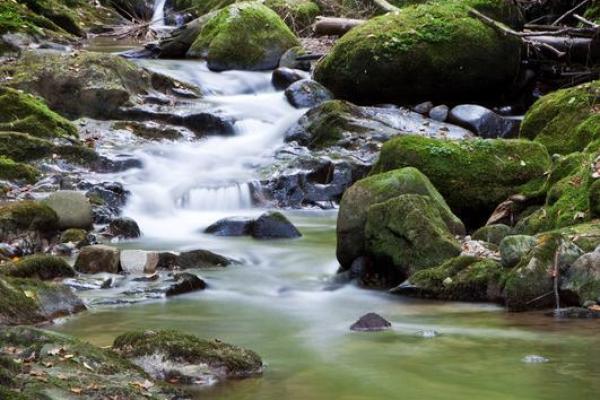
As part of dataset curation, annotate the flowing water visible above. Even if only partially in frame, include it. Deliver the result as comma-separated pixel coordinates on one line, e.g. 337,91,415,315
150,0,168,30
55,58,600,400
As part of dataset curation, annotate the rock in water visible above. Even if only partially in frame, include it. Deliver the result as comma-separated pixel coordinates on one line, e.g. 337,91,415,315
120,250,159,275
177,249,233,269
251,211,302,239
75,245,122,274
42,191,93,230
112,330,263,385
272,67,309,90
284,79,333,108
350,313,392,331
186,2,299,71
204,217,254,236
448,104,520,138
3,255,75,280
104,217,141,239
314,0,522,105
166,273,207,296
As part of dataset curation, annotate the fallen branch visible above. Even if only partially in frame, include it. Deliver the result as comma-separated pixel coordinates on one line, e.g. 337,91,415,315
573,13,600,28
552,0,591,26
370,0,400,13
313,16,365,36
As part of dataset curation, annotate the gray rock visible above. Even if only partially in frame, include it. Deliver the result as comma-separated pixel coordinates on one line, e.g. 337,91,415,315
499,235,537,268
448,104,520,138
204,217,254,236
166,272,207,296
251,212,301,239
279,46,311,71
472,224,512,245
75,245,121,274
285,79,333,108
120,250,159,275
272,67,309,90
177,249,233,269
428,105,449,122
561,247,600,306
104,217,141,239
350,313,392,332
42,191,93,229
412,101,433,115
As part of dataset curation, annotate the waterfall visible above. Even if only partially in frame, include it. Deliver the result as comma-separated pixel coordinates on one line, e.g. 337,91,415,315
150,0,167,29
178,183,253,211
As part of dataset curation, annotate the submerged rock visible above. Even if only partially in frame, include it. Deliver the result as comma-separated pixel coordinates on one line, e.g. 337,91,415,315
113,330,263,385
350,313,392,332
42,191,93,230
75,245,122,274
186,2,299,71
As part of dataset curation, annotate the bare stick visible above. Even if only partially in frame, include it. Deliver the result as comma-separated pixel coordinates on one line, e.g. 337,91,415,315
552,0,591,26
573,13,600,28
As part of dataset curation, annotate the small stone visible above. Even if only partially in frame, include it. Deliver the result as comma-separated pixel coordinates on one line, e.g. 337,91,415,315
428,105,449,122
285,79,333,109
412,101,433,115
251,211,302,239
166,273,207,296
74,245,121,274
350,312,392,332
103,217,141,239
271,67,309,90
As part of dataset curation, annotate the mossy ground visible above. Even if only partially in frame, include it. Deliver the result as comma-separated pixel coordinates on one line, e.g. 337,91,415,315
314,0,521,105
113,329,263,376
187,2,299,70
0,156,39,183
60,228,88,243
0,201,59,238
370,135,551,225
2,254,75,280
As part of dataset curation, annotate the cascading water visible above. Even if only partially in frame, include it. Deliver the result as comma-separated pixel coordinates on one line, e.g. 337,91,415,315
149,0,167,30
115,60,306,239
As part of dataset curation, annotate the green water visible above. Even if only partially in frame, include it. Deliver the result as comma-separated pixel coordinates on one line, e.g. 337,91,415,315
54,211,600,400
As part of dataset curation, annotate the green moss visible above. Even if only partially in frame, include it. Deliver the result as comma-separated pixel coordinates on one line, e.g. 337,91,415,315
337,167,464,267
0,1,65,36
0,131,54,162
410,256,505,301
0,201,59,237
0,156,39,183
113,329,262,375
171,0,236,15
3,254,75,280
0,277,44,325
364,194,461,282
314,0,521,105
264,0,320,32
187,2,300,70
521,80,600,155
370,135,551,223
0,87,78,140
471,224,512,245
60,228,88,243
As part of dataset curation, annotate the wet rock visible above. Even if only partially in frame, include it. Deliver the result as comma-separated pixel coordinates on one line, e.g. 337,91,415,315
74,245,121,274
284,79,333,108
472,224,512,245
112,120,184,140
251,212,301,239
412,101,434,115
177,249,233,269
113,330,263,385
42,191,93,230
337,167,464,270
165,272,207,296
120,250,159,275
550,307,600,319
429,105,449,122
0,327,181,399
205,217,254,236
349,313,391,332
272,67,309,90
103,217,141,239
279,46,311,71
561,246,600,306
85,181,131,224
2,254,75,280
499,235,537,268
448,104,520,139
59,228,88,245
0,201,59,254
157,252,178,270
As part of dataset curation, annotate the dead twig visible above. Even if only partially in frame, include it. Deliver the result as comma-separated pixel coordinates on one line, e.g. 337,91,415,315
552,0,591,26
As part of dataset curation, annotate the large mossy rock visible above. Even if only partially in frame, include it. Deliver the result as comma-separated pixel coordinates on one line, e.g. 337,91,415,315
113,330,263,383
262,0,320,32
0,156,38,183
186,2,300,70
0,277,84,325
75,245,122,274
0,51,194,119
520,80,600,155
337,167,464,268
401,256,505,302
2,254,75,280
0,327,182,399
42,191,93,230
0,201,59,251
561,246,600,306
364,194,462,284
313,0,522,105
503,233,584,311
371,135,551,224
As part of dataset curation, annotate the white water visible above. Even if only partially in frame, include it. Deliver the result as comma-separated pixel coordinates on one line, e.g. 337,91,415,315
117,60,306,239
149,0,167,29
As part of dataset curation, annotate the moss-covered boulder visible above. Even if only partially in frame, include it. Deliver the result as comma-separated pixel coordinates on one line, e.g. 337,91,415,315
337,167,464,268
499,234,537,268
0,277,84,324
0,51,198,118
0,201,59,252
503,233,584,311
2,254,74,280
0,87,77,139
400,256,505,302
60,227,88,243
263,0,320,32
364,194,462,284
0,327,183,399
313,0,522,105
471,224,512,245
75,245,121,274
187,2,300,70
0,156,38,183
0,131,54,161
42,191,93,230
561,246,600,306
520,80,600,155
113,330,263,384
371,135,552,224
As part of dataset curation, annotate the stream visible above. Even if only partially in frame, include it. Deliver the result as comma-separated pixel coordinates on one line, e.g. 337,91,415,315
53,56,600,400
